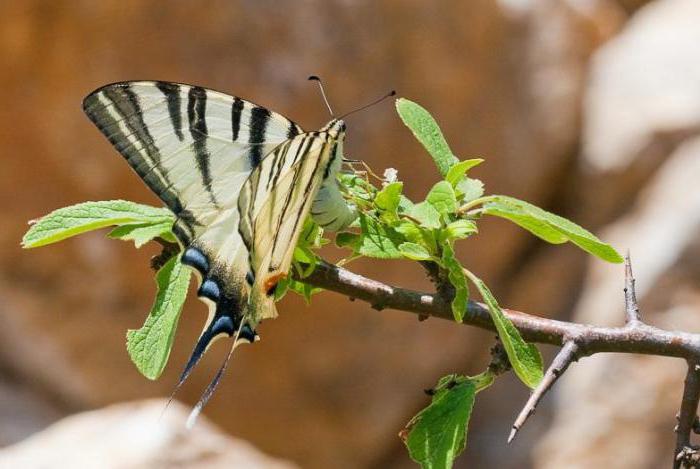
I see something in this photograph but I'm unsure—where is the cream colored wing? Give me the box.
[83,81,303,379]
[238,130,342,324]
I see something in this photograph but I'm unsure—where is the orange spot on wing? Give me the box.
[264,272,287,296]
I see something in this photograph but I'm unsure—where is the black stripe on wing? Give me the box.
[268,137,331,273]
[156,81,184,141]
[187,87,219,207]
[231,97,244,141]
[248,106,271,167]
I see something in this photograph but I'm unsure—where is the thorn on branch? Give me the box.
[508,341,580,444]
[674,361,700,468]
[624,252,642,325]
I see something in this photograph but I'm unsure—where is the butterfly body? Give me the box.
[83,81,357,383]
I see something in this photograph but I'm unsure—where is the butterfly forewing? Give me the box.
[83,81,301,237]
[83,81,303,372]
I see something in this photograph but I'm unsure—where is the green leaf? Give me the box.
[445,220,478,240]
[426,181,457,216]
[482,195,624,263]
[406,202,441,229]
[441,243,469,322]
[445,159,484,187]
[375,182,404,217]
[394,220,423,244]
[126,256,191,380]
[464,269,543,388]
[275,276,321,303]
[336,232,361,250]
[338,172,375,203]
[399,242,432,261]
[403,376,476,469]
[396,98,457,176]
[356,214,404,259]
[398,195,415,213]
[456,178,484,203]
[22,200,173,248]
[108,221,175,248]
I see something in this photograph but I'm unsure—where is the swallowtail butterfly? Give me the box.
[83,79,389,418]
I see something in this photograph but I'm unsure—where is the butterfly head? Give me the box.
[320,118,347,137]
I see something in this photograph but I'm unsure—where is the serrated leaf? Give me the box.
[108,221,175,248]
[406,202,441,229]
[126,256,191,380]
[403,376,476,469]
[426,181,457,216]
[441,243,469,322]
[399,242,432,261]
[356,214,404,259]
[22,200,173,248]
[464,270,543,388]
[482,195,624,263]
[446,159,484,187]
[456,178,484,203]
[445,220,477,240]
[375,182,404,219]
[396,98,457,176]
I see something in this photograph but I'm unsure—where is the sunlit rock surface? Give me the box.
[535,1,700,467]
[0,400,297,469]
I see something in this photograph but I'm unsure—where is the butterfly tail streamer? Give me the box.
[186,319,249,429]
[166,308,256,412]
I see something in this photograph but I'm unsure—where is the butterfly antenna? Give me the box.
[338,90,396,120]
[308,75,335,117]
[185,318,247,429]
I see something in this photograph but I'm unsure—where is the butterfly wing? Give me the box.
[83,81,303,376]
[238,130,342,324]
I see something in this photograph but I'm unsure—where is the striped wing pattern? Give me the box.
[83,81,304,379]
[238,129,343,323]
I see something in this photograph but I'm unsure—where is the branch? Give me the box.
[508,341,579,443]
[299,258,700,460]
[301,260,700,360]
[675,361,700,468]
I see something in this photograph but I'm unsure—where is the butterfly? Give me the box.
[82,79,382,417]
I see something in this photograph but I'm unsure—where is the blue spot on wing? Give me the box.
[199,279,221,301]
[181,247,209,275]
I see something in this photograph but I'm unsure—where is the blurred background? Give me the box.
[1,0,699,467]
